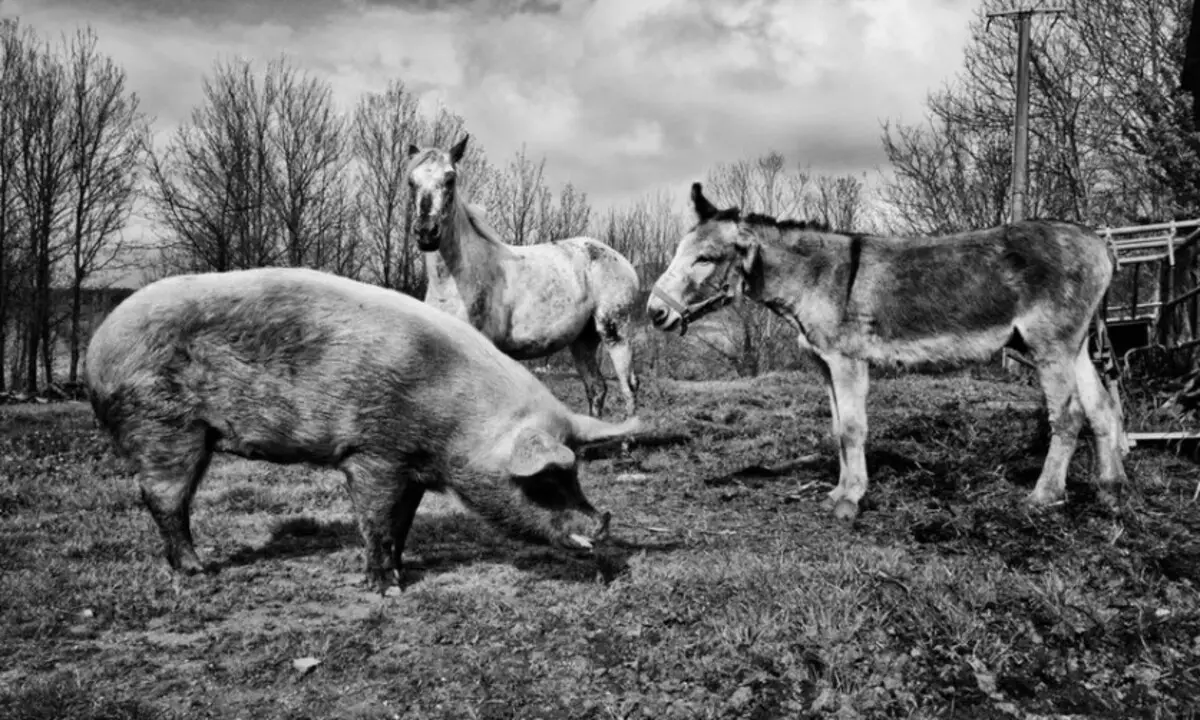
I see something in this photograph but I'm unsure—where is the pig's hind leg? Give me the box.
[132,422,215,574]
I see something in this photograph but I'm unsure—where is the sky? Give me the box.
[0,0,979,231]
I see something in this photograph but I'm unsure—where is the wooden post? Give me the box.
[1130,264,1140,322]
[1010,11,1032,224]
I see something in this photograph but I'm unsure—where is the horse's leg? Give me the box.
[600,321,638,418]
[569,328,607,417]
[1028,348,1086,506]
[817,352,870,521]
[1072,344,1128,500]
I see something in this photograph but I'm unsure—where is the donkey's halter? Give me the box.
[651,259,739,336]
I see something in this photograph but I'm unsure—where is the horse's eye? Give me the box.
[695,256,717,265]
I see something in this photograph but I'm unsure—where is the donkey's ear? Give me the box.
[691,182,719,222]
[406,143,421,158]
[449,135,470,165]
[508,427,576,478]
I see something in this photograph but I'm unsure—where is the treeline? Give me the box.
[0,20,144,394]
[3,0,1198,389]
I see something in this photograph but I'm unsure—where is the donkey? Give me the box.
[406,135,640,418]
[647,183,1127,521]
[86,267,641,593]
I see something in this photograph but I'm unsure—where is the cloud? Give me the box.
[0,0,976,213]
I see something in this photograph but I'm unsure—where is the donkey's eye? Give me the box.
[695,256,717,265]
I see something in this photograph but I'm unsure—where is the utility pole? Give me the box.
[986,4,1067,224]
[988,3,1065,373]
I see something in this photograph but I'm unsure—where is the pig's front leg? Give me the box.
[389,482,427,586]
[341,456,409,594]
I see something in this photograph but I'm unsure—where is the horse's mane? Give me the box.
[461,201,511,249]
[711,206,836,234]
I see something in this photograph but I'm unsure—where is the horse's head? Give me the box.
[646,183,759,336]
[406,135,469,251]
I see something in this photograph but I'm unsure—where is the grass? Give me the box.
[2,368,1199,719]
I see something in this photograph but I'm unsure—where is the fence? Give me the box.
[1102,218,1200,358]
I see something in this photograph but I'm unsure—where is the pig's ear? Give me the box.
[508,427,576,478]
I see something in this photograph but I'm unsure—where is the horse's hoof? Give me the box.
[831,499,859,522]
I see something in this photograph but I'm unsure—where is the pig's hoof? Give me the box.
[366,568,400,595]
[831,499,859,522]
[174,552,206,575]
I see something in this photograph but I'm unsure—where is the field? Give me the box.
[2,368,1200,719]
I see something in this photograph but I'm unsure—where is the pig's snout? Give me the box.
[558,509,611,552]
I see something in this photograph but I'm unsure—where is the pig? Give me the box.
[85,267,641,592]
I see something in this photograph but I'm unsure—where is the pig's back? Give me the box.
[86,268,565,463]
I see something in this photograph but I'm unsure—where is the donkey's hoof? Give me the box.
[1093,486,1123,512]
[831,499,859,522]
[1024,490,1065,508]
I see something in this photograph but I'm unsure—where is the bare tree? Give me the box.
[487,144,548,245]
[146,58,279,273]
[351,79,421,290]
[540,181,591,240]
[62,27,145,383]
[883,1,1199,233]
[814,173,867,232]
[265,58,350,270]
[14,33,71,391]
[0,20,34,391]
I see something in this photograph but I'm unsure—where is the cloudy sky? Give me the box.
[0,0,978,215]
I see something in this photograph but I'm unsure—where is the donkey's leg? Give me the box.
[569,328,608,417]
[1073,344,1128,494]
[812,356,846,504]
[135,423,214,574]
[1028,351,1086,506]
[819,353,871,521]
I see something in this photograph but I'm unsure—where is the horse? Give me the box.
[646,182,1128,521]
[405,136,640,418]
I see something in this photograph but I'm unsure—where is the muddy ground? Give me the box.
[1,368,1198,719]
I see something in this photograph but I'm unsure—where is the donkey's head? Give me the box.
[406,135,469,251]
[646,183,759,335]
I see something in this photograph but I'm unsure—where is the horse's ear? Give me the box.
[450,135,469,165]
[407,143,420,158]
[692,182,719,222]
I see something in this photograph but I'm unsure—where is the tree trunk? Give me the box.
[69,272,81,383]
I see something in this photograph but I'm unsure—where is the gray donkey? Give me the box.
[86,267,640,592]
[647,183,1127,521]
